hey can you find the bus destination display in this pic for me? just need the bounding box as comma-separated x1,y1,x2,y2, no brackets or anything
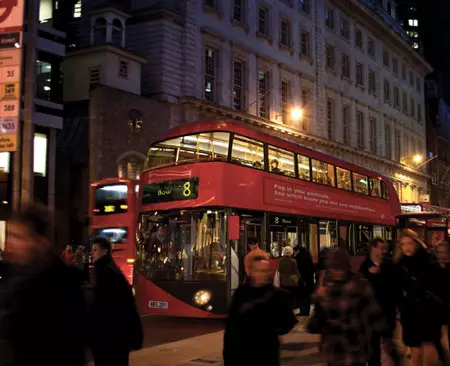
142,177,199,204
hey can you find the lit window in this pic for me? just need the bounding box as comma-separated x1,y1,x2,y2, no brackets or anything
34,133,47,177
0,153,10,173
36,60,52,101
353,172,369,194
204,47,216,102
408,19,418,27
73,1,82,18
268,146,295,177
232,135,264,169
312,159,335,186
337,167,351,191
298,155,310,180
39,0,53,24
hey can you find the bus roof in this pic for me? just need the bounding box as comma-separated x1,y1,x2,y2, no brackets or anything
154,120,390,181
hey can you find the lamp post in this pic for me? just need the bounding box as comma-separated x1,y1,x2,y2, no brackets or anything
411,154,438,169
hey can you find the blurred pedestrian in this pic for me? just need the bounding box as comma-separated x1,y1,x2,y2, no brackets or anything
308,248,386,366
396,233,441,366
359,238,401,366
293,245,315,316
223,255,297,366
88,237,143,366
275,246,300,312
74,245,85,270
0,203,84,366
62,244,75,266
244,238,269,277
431,241,450,362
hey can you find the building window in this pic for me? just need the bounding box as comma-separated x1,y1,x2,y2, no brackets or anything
34,133,47,177
73,1,82,18
402,92,408,113
395,129,401,161
370,117,377,154
342,105,350,145
402,63,406,80
394,86,400,107
356,110,364,150
355,28,363,49
258,70,269,118
341,53,350,78
385,124,392,159
233,0,244,23
300,30,311,57
393,58,399,75
416,77,421,93
403,134,409,158
418,104,422,122
36,59,53,100
89,66,100,86
325,8,334,29
327,98,334,140
408,19,418,27
383,48,389,68
300,0,310,13
280,17,291,46
204,0,216,8
39,0,53,24
301,88,310,108
281,80,291,124
368,38,375,57
410,97,415,117
326,44,335,70
409,71,414,87
204,47,216,102
118,60,128,79
233,60,245,111
258,6,269,35
340,19,349,39
384,80,390,103
418,141,423,155
369,70,376,94
356,63,364,86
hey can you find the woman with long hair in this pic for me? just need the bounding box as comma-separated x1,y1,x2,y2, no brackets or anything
396,232,441,366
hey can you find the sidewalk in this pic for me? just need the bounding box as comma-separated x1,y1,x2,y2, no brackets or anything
127,328,324,366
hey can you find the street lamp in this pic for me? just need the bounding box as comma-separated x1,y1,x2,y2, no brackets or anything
290,107,303,121
412,154,423,164
403,154,438,169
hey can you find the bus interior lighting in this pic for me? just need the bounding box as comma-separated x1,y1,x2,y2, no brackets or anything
126,258,135,264
120,205,128,210
99,185,128,192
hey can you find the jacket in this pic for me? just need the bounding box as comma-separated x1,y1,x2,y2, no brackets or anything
277,256,300,287
244,247,270,275
310,272,386,366
88,255,143,351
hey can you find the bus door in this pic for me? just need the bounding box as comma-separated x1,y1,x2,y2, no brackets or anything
236,213,263,284
268,214,298,258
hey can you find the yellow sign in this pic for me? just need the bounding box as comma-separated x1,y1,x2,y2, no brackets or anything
104,205,115,213
0,81,18,100
0,133,16,152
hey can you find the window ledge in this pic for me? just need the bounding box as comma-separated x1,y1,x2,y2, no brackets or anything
231,19,249,33
203,6,223,20
300,54,313,65
342,76,352,84
256,31,273,45
279,42,295,56
326,67,337,75
357,84,365,91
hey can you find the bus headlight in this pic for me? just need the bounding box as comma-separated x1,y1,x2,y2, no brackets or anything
194,290,212,306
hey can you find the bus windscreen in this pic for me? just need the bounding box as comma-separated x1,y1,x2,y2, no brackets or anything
94,184,128,215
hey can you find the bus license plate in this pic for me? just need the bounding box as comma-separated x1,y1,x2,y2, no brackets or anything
149,300,168,309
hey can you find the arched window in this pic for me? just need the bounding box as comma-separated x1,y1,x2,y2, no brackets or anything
117,152,145,180
112,18,124,47
93,17,107,45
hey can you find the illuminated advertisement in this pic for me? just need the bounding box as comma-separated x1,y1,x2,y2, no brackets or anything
0,0,22,152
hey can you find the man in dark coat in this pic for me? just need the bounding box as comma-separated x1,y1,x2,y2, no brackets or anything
223,255,297,366
293,245,315,315
359,238,400,366
0,203,85,366
88,237,143,366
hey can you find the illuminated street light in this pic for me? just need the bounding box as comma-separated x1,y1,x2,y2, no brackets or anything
290,108,303,121
412,154,423,164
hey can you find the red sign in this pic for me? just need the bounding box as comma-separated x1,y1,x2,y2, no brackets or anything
227,215,240,240
0,0,22,32
263,177,388,222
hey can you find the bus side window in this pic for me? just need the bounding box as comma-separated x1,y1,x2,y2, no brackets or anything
231,135,265,170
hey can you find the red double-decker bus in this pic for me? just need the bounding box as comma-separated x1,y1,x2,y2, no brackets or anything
134,121,401,318
90,178,138,285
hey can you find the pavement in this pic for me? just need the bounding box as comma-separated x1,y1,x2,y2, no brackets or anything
127,324,324,366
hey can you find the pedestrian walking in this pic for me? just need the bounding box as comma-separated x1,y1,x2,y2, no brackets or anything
0,203,85,366
308,248,386,366
223,255,297,366
274,246,300,311
244,238,270,277
293,245,315,316
62,244,75,266
396,232,441,366
88,237,143,366
359,238,401,366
